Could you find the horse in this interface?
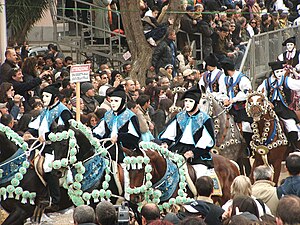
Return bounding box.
[0,120,122,225]
[50,120,125,207]
[122,142,239,207]
[198,90,246,161]
[246,91,289,184]
[0,127,49,225]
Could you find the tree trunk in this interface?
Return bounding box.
[119,0,152,86]
[119,0,183,86]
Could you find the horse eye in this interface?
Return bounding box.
[203,100,207,104]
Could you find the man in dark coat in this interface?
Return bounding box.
[151,28,177,77]
[0,48,18,84]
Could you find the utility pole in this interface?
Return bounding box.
[0,0,7,64]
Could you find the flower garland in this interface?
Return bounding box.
[249,104,288,155]
[124,141,193,211]
[48,119,112,206]
[0,124,36,205]
[204,94,241,152]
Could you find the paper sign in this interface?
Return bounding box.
[70,64,91,83]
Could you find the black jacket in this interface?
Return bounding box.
[152,38,177,74]
[0,60,17,84]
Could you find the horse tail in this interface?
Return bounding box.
[230,160,240,174]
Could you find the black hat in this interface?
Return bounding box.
[81,82,94,94]
[282,36,296,46]
[183,200,210,217]
[221,58,235,71]
[42,83,61,96]
[204,53,219,67]
[268,61,284,71]
[181,85,201,103]
[108,84,127,100]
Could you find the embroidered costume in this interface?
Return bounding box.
[93,85,141,162]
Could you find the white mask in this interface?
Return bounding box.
[274,69,285,80]
[286,43,295,52]
[184,98,196,112]
[110,96,123,112]
[42,92,53,107]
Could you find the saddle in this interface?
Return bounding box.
[32,150,47,186]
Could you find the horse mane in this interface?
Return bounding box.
[0,131,18,162]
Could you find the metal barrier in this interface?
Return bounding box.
[240,25,300,89]
[49,0,126,66]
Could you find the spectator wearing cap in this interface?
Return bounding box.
[159,64,173,80]
[110,70,123,87]
[199,53,227,101]
[182,69,196,88]
[81,82,99,115]
[177,200,210,221]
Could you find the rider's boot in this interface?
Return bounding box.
[41,172,60,211]
[288,131,300,152]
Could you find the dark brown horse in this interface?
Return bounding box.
[122,142,239,207]
[246,91,289,184]
[0,130,49,225]
[0,123,115,225]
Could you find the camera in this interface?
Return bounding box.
[115,202,130,225]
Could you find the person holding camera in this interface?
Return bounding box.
[8,67,51,112]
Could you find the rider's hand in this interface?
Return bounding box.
[38,136,45,143]
[223,99,230,106]
[184,151,194,159]
[111,135,118,144]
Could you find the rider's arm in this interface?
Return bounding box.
[92,119,106,139]
[193,118,215,153]
[117,116,141,148]
[158,118,177,146]
[285,77,300,91]
[232,76,252,102]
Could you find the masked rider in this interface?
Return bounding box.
[27,83,73,211]
[92,84,141,162]
[278,37,300,69]
[158,85,216,179]
[257,61,300,151]
[221,58,253,176]
[199,53,227,101]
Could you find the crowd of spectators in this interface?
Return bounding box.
[70,154,300,224]
[1,0,300,224]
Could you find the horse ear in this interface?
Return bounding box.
[261,88,265,94]
[200,85,206,95]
